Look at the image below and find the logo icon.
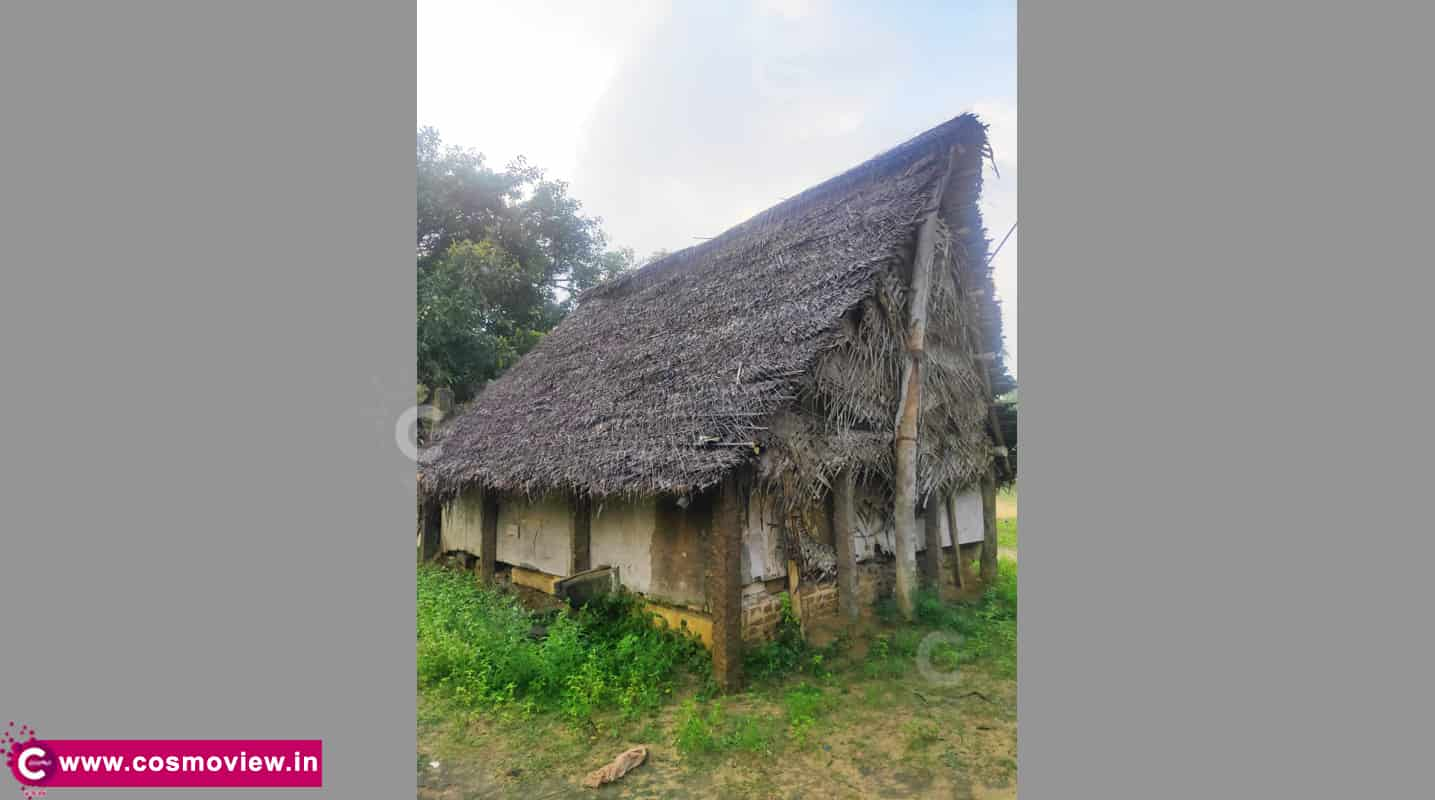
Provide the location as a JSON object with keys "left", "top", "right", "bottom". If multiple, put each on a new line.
{"left": 13, "top": 743, "right": 54, "bottom": 784}
{"left": 4, "top": 723, "right": 51, "bottom": 797}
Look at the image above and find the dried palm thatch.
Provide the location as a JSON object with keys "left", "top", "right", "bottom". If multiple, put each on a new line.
{"left": 422, "top": 113, "right": 1010, "bottom": 501}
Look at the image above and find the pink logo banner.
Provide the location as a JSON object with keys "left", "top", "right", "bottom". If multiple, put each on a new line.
{"left": 6, "top": 739, "right": 322, "bottom": 789}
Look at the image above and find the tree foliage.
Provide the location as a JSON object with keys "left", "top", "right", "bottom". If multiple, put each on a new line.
{"left": 417, "top": 127, "right": 634, "bottom": 395}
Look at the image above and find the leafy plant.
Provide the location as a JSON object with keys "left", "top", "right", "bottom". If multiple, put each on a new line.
{"left": 904, "top": 719, "right": 942, "bottom": 751}
{"left": 742, "top": 592, "right": 804, "bottom": 679}
{"left": 783, "top": 684, "right": 830, "bottom": 747}
{"left": 672, "top": 700, "right": 776, "bottom": 758}
{"left": 417, "top": 565, "right": 707, "bottom": 725}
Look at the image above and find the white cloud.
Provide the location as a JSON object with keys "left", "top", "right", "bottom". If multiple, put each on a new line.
{"left": 416, "top": 0, "right": 666, "bottom": 177}
{"left": 418, "top": 1, "right": 1016, "bottom": 375}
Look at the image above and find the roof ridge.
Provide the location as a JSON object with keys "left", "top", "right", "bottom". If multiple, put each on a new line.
{"left": 581, "top": 113, "right": 986, "bottom": 303}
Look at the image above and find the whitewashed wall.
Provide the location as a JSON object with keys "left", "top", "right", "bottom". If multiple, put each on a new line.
{"left": 952, "top": 487, "right": 984, "bottom": 545}
{"left": 439, "top": 489, "right": 485, "bottom": 556}
{"left": 494, "top": 494, "right": 574, "bottom": 575}
{"left": 590, "top": 497, "right": 658, "bottom": 594}
{"left": 741, "top": 486, "right": 786, "bottom": 583}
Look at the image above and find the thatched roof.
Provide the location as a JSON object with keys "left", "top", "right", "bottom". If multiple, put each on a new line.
{"left": 424, "top": 113, "right": 1009, "bottom": 500}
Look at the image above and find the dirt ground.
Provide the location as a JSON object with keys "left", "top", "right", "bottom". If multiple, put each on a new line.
{"left": 995, "top": 490, "right": 1017, "bottom": 521}
{"left": 419, "top": 658, "right": 1016, "bottom": 800}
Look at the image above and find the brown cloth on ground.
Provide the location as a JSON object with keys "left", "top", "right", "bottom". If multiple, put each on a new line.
{"left": 581, "top": 745, "right": 648, "bottom": 789}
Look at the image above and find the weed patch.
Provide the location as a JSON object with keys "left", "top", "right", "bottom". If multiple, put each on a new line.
{"left": 672, "top": 699, "right": 777, "bottom": 758}
{"left": 909, "top": 558, "right": 1017, "bottom": 677}
{"left": 997, "top": 517, "right": 1017, "bottom": 550}
{"left": 417, "top": 565, "right": 708, "bottom": 724}
{"left": 903, "top": 718, "right": 942, "bottom": 752}
{"left": 782, "top": 683, "right": 833, "bottom": 747}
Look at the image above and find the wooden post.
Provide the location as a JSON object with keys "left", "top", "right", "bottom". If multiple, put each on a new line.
{"left": 571, "top": 493, "right": 591, "bottom": 574}
{"left": 419, "top": 498, "right": 441, "bottom": 562}
{"left": 947, "top": 492, "right": 965, "bottom": 589}
{"left": 939, "top": 143, "right": 1006, "bottom": 585}
{"left": 922, "top": 495, "right": 944, "bottom": 589}
{"left": 893, "top": 208, "right": 944, "bottom": 620}
{"left": 710, "top": 472, "right": 744, "bottom": 693}
{"left": 980, "top": 471, "right": 998, "bottom": 583}
{"left": 786, "top": 559, "right": 802, "bottom": 623}
{"left": 479, "top": 488, "right": 498, "bottom": 584}
{"left": 832, "top": 467, "right": 859, "bottom": 621}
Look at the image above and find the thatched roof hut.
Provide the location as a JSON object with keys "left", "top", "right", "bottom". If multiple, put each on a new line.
{"left": 419, "top": 113, "right": 1013, "bottom": 690}
{"left": 422, "top": 113, "right": 1012, "bottom": 505}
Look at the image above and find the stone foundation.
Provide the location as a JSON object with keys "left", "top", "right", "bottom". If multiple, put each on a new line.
{"left": 740, "top": 583, "right": 787, "bottom": 643}
{"left": 739, "top": 578, "right": 843, "bottom": 643}
{"left": 799, "top": 582, "right": 840, "bottom": 620}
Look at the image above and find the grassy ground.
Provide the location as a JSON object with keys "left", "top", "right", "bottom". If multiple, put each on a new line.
{"left": 997, "top": 487, "right": 1017, "bottom": 556}
{"left": 418, "top": 493, "right": 1018, "bottom": 799}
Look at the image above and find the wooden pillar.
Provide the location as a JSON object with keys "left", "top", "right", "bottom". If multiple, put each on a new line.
{"left": 947, "top": 492, "right": 965, "bottom": 589}
{"left": 710, "top": 472, "right": 744, "bottom": 693}
{"left": 419, "top": 498, "right": 441, "bottom": 562}
{"left": 571, "top": 493, "right": 591, "bottom": 574}
{"left": 921, "top": 495, "right": 944, "bottom": 589}
{"left": 980, "top": 471, "right": 998, "bottom": 582}
{"left": 832, "top": 467, "right": 859, "bottom": 621}
{"left": 893, "top": 208, "right": 944, "bottom": 620}
{"left": 479, "top": 488, "right": 498, "bottom": 584}
{"left": 786, "top": 559, "right": 802, "bottom": 623}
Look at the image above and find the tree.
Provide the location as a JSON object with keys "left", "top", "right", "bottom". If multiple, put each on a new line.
{"left": 417, "top": 128, "right": 631, "bottom": 396}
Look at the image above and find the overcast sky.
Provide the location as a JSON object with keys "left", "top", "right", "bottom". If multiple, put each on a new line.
{"left": 418, "top": 0, "right": 1016, "bottom": 375}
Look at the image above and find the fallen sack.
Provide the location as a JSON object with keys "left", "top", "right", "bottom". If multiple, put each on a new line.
{"left": 581, "top": 745, "right": 648, "bottom": 789}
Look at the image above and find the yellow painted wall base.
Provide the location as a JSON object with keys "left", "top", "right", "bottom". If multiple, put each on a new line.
{"left": 511, "top": 566, "right": 563, "bottom": 594}
{"left": 504, "top": 567, "right": 712, "bottom": 649}
{"left": 644, "top": 601, "right": 713, "bottom": 649}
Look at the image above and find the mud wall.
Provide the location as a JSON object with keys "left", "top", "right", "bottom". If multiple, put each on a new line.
{"left": 495, "top": 493, "right": 574, "bottom": 576}
{"left": 439, "top": 489, "right": 486, "bottom": 557}
{"left": 589, "top": 496, "right": 658, "bottom": 594}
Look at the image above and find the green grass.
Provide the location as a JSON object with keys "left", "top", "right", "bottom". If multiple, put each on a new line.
{"left": 417, "top": 564, "right": 709, "bottom": 724}
{"left": 672, "top": 698, "right": 779, "bottom": 758}
{"left": 419, "top": 531, "right": 1018, "bottom": 763}
{"left": 420, "top": 551, "right": 1019, "bottom": 795}
{"left": 919, "top": 558, "right": 1017, "bottom": 677}
{"left": 903, "top": 718, "right": 943, "bottom": 752}
{"left": 867, "top": 558, "right": 1017, "bottom": 680}
{"left": 997, "top": 517, "right": 1018, "bottom": 550}
{"left": 670, "top": 682, "right": 839, "bottom": 758}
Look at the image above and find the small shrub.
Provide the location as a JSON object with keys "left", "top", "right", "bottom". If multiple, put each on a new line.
{"left": 673, "top": 698, "right": 722, "bottom": 756}
{"left": 783, "top": 684, "right": 831, "bottom": 747}
{"left": 874, "top": 596, "right": 901, "bottom": 625}
{"left": 904, "top": 719, "right": 942, "bottom": 751}
{"left": 862, "top": 634, "right": 906, "bottom": 679}
{"left": 891, "top": 628, "right": 924, "bottom": 658}
{"left": 725, "top": 713, "right": 775, "bottom": 755}
{"left": 673, "top": 700, "right": 776, "bottom": 758}
{"left": 743, "top": 592, "right": 805, "bottom": 679}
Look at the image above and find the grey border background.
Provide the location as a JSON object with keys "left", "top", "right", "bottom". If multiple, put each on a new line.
{"left": 1, "top": 3, "right": 414, "bottom": 798}
{"left": 1022, "top": 2, "right": 1432, "bottom": 796}
{"left": 4, "top": 2, "right": 1433, "bottom": 798}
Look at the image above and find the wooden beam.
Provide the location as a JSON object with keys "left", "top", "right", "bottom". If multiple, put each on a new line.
{"left": 921, "top": 496, "right": 944, "bottom": 589}
{"left": 419, "top": 498, "right": 441, "bottom": 563}
{"left": 786, "top": 559, "right": 802, "bottom": 623}
{"left": 479, "top": 488, "right": 498, "bottom": 585}
{"left": 947, "top": 492, "right": 965, "bottom": 589}
{"left": 980, "top": 471, "right": 998, "bottom": 583}
{"left": 831, "top": 467, "right": 859, "bottom": 621}
{"left": 893, "top": 208, "right": 942, "bottom": 620}
{"left": 572, "top": 493, "right": 591, "bottom": 574}
{"left": 710, "top": 471, "right": 744, "bottom": 693}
